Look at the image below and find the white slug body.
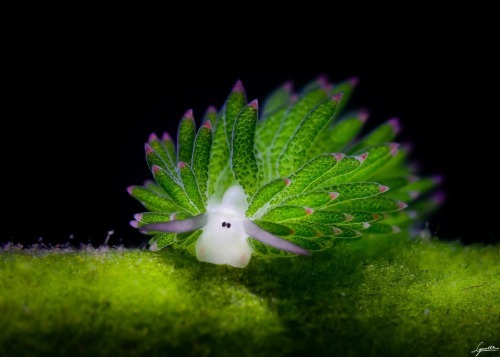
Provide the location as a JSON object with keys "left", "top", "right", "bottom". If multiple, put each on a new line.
{"left": 196, "top": 185, "right": 252, "bottom": 268}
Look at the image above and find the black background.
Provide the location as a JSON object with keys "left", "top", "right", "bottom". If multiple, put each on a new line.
{"left": 4, "top": 36, "right": 498, "bottom": 248}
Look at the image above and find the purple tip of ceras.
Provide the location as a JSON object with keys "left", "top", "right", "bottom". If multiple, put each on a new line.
{"left": 392, "top": 226, "right": 402, "bottom": 234}
{"left": 148, "top": 132, "right": 159, "bottom": 142}
{"left": 126, "top": 186, "right": 135, "bottom": 195}
{"left": 129, "top": 220, "right": 139, "bottom": 228}
{"left": 152, "top": 165, "right": 161, "bottom": 174}
{"left": 397, "top": 201, "right": 408, "bottom": 209}
{"left": 387, "top": 118, "right": 401, "bottom": 134}
{"left": 402, "top": 141, "right": 413, "bottom": 153}
{"left": 178, "top": 161, "right": 186, "bottom": 169}
{"left": 333, "top": 153, "right": 345, "bottom": 161}
{"left": 232, "top": 79, "right": 245, "bottom": 93}
{"left": 321, "top": 82, "right": 333, "bottom": 93}
{"left": 408, "top": 175, "right": 419, "bottom": 183}
{"left": 282, "top": 80, "right": 293, "bottom": 92}
{"left": 409, "top": 191, "right": 421, "bottom": 199}
{"left": 358, "top": 109, "right": 370, "bottom": 123}
{"left": 329, "top": 192, "right": 340, "bottom": 200}
{"left": 304, "top": 207, "right": 314, "bottom": 215}
{"left": 432, "top": 191, "right": 446, "bottom": 205}
{"left": 202, "top": 120, "right": 212, "bottom": 129}
{"left": 347, "top": 76, "right": 360, "bottom": 87}
{"left": 144, "top": 143, "right": 154, "bottom": 154}
{"left": 332, "top": 92, "right": 344, "bottom": 103}
{"left": 134, "top": 213, "right": 143, "bottom": 221}
{"left": 170, "top": 212, "right": 179, "bottom": 220}
{"left": 432, "top": 175, "right": 444, "bottom": 185}
{"left": 332, "top": 227, "right": 343, "bottom": 235}
{"left": 316, "top": 74, "right": 329, "bottom": 88}
{"left": 379, "top": 185, "right": 390, "bottom": 193}
{"left": 206, "top": 105, "right": 217, "bottom": 114}
{"left": 248, "top": 99, "right": 259, "bottom": 109}
{"left": 183, "top": 109, "right": 194, "bottom": 120}
{"left": 409, "top": 161, "right": 421, "bottom": 172}
{"left": 407, "top": 210, "right": 418, "bottom": 219}
{"left": 161, "top": 132, "right": 172, "bottom": 141}
{"left": 356, "top": 152, "right": 369, "bottom": 163}
{"left": 389, "top": 143, "right": 400, "bottom": 156}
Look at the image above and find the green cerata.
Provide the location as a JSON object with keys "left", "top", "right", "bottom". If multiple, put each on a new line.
{"left": 128, "top": 77, "right": 441, "bottom": 267}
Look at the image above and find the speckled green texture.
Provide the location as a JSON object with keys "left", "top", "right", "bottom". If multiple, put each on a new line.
{"left": 344, "top": 144, "right": 395, "bottom": 180}
{"left": 231, "top": 102, "right": 260, "bottom": 197}
{"left": 261, "top": 82, "right": 292, "bottom": 118}
{"left": 309, "top": 114, "right": 365, "bottom": 158}
{"left": 281, "top": 191, "right": 338, "bottom": 207}
{"left": 261, "top": 205, "right": 311, "bottom": 222}
{"left": 175, "top": 230, "right": 202, "bottom": 249}
{"left": 134, "top": 212, "right": 170, "bottom": 227}
{"left": 152, "top": 166, "right": 196, "bottom": 214}
{"left": 207, "top": 85, "right": 246, "bottom": 198}
{"left": 179, "top": 162, "right": 204, "bottom": 212}
{"left": 328, "top": 78, "right": 357, "bottom": 115}
{"left": 128, "top": 186, "right": 179, "bottom": 213}
{"left": 269, "top": 88, "right": 328, "bottom": 177}
{"left": 253, "top": 220, "right": 295, "bottom": 236}
{"left": 147, "top": 135, "right": 177, "bottom": 176}
{"left": 271, "top": 155, "right": 339, "bottom": 205}
{"left": 202, "top": 106, "right": 217, "bottom": 124}
{"left": 302, "top": 210, "right": 351, "bottom": 224}
{"left": 256, "top": 83, "right": 291, "bottom": 180}
{"left": 349, "top": 119, "right": 398, "bottom": 154}
{"left": 278, "top": 97, "right": 338, "bottom": 176}
{"left": 327, "top": 182, "right": 384, "bottom": 201}
{"left": 177, "top": 115, "right": 196, "bottom": 166}
{"left": 320, "top": 156, "right": 363, "bottom": 186}
{"left": 256, "top": 107, "right": 287, "bottom": 181}
{"left": 333, "top": 196, "right": 403, "bottom": 212}
{"left": 151, "top": 232, "right": 176, "bottom": 249}
{"left": 160, "top": 134, "right": 176, "bottom": 168}
{"left": 192, "top": 122, "right": 212, "bottom": 203}
{"left": 246, "top": 178, "right": 287, "bottom": 217}
{"left": 145, "top": 143, "right": 168, "bottom": 171}
{"left": 207, "top": 109, "right": 229, "bottom": 197}
{"left": 1, "top": 238, "right": 498, "bottom": 356}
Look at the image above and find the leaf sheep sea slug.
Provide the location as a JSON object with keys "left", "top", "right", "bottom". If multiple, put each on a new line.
{"left": 128, "top": 77, "right": 441, "bottom": 268}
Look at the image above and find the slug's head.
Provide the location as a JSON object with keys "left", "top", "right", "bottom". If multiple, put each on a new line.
{"left": 141, "top": 185, "right": 309, "bottom": 268}
{"left": 195, "top": 186, "right": 251, "bottom": 267}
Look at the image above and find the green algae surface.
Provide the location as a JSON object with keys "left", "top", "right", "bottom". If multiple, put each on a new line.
{"left": 1, "top": 237, "right": 498, "bottom": 356}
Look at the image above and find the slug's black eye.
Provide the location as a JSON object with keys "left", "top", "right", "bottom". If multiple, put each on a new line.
{"left": 222, "top": 222, "right": 226, "bottom": 227}
{"left": 227, "top": 223, "right": 231, "bottom": 228}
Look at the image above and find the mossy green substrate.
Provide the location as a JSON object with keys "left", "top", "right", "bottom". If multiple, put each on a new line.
{"left": 1, "top": 236, "right": 498, "bottom": 356}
